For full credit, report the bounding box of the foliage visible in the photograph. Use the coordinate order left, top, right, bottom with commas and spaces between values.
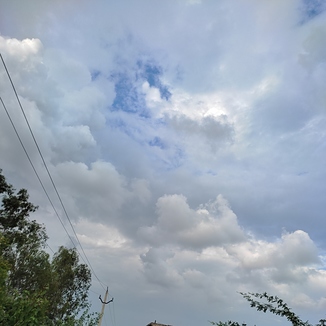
0, 169, 99, 325
47, 246, 92, 324
211, 292, 326, 326
1, 290, 49, 325
210, 322, 248, 326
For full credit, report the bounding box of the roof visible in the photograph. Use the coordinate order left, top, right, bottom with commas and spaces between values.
147, 322, 172, 326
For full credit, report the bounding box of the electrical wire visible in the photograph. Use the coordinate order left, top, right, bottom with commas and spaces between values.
1, 96, 58, 256
108, 303, 114, 326
112, 299, 117, 326
89, 287, 102, 297
104, 311, 109, 326
0, 53, 107, 291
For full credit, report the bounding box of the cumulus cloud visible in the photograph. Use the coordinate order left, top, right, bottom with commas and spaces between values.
0, 35, 114, 170
140, 247, 183, 288
53, 161, 151, 223
138, 194, 245, 250
136, 192, 326, 321
44, 49, 92, 91
76, 220, 128, 249
228, 230, 319, 272
0, 35, 43, 62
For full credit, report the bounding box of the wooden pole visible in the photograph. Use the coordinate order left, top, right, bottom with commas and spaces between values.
98, 287, 109, 326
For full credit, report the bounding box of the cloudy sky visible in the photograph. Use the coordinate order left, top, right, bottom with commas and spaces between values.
1, 0, 326, 325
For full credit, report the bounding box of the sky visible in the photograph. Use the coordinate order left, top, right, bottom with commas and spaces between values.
1, 0, 326, 325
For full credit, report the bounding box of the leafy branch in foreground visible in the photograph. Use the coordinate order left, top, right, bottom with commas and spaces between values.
211, 292, 326, 326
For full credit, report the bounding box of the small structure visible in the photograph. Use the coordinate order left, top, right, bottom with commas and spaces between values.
147, 321, 172, 326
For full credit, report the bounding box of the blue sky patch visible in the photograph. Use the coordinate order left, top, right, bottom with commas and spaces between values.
301, 0, 326, 21
111, 72, 150, 118
149, 136, 165, 149
137, 60, 171, 100
110, 60, 171, 118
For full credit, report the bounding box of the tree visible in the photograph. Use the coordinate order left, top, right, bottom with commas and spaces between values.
211, 292, 326, 326
0, 170, 50, 294
0, 169, 99, 325
47, 246, 92, 324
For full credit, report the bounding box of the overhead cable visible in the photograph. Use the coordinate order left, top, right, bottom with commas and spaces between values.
0, 96, 56, 255
0, 53, 107, 291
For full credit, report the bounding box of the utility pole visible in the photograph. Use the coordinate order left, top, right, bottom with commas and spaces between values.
98, 287, 113, 326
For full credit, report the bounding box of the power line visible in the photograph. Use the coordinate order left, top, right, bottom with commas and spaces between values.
0, 53, 107, 291
89, 287, 102, 296
1, 96, 57, 255
113, 300, 117, 326
104, 310, 109, 326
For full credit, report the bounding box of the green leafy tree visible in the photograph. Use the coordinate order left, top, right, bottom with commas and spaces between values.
47, 246, 92, 324
0, 170, 50, 294
0, 169, 99, 325
211, 292, 326, 326
1, 290, 49, 326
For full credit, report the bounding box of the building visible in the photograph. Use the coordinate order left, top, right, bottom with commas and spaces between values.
147, 321, 172, 326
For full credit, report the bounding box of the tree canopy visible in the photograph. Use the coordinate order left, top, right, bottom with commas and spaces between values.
0, 169, 99, 325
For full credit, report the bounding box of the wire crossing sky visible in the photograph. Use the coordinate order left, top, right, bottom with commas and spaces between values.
1, 1, 326, 326
0, 53, 108, 292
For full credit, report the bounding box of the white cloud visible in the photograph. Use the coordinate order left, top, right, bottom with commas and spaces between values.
228, 230, 319, 272
130, 178, 151, 204
52, 125, 96, 162
156, 194, 196, 232
142, 81, 162, 106
77, 220, 128, 249
136, 191, 326, 320
53, 161, 151, 224
140, 247, 184, 288
139, 194, 245, 250
44, 49, 92, 91
0, 36, 43, 62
